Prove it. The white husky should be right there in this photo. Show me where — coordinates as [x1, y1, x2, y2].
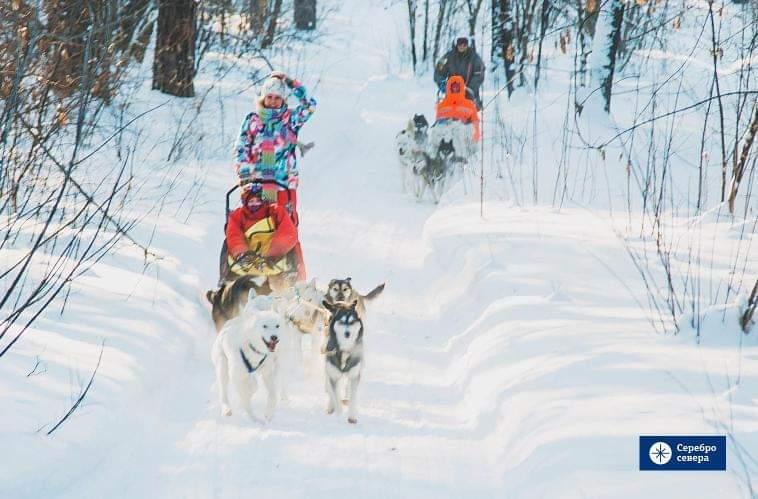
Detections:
[211, 296, 285, 421]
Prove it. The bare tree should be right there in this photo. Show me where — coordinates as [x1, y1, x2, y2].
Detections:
[728, 99, 758, 213]
[741, 279, 758, 334]
[152, 0, 196, 97]
[294, 0, 317, 30]
[432, 0, 451, 63]
[492, 0, 516, 97]
[262, 0, 284, 48]
[589, 0, 625, 112]
[249, 0, 268, 36]
[422, 0, 430, 62]
[0, 1, 158, 357]
[464, 0, 484, 37]
[407, 0, 419, 72]
[576, 0, 599, 89]
[533, 0, 551, 89]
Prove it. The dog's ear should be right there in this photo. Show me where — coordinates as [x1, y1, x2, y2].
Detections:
[206, 290, 216, 305]
[271, 295, 287, 314]
[345, 277, 352, 283]
[251, 295, 274, 311]
[309, 277, 317, 288]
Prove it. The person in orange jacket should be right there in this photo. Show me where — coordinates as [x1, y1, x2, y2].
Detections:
[435, 75, 481, 142]
[226, 182, 306, 282]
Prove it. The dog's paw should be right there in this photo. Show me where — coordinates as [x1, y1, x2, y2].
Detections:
[347, 417, 358, 424]
[221, 405, 232, 417]
[327, 406, 335, 415]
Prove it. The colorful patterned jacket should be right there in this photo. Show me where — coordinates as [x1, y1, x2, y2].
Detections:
[235, 80, 316, 190]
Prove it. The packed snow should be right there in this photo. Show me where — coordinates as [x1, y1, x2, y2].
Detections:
[2, 1, 757, 498]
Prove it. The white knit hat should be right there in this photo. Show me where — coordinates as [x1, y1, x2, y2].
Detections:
[260, 76, 287, 99]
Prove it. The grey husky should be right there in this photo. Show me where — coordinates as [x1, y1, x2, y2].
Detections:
[413, 138, 456, 203]
[395, 114, 430, 193]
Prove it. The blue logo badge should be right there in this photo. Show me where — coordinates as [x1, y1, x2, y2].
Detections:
[640, 436, 726, 470]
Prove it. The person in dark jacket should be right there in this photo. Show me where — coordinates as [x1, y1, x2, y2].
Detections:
[433, 36, 485, 109]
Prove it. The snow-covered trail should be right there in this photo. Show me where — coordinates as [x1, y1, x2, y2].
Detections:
[4, 2, 757, 498]
[144, 3, 754, 497]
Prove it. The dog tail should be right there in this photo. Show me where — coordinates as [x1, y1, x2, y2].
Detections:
[363, 283, 385, 301]
[206, 289, 217, 305]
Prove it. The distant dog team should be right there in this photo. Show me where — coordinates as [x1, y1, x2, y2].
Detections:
[395, 113, 475, 203]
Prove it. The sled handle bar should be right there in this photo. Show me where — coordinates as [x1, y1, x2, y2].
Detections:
[224, 179, 291, 231]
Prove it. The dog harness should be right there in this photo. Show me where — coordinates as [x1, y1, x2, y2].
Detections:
[286, 288, 329, 334]
[324, 310, 364, 372]
[239, 342, 268, 373]
[324, 350, 361, 373]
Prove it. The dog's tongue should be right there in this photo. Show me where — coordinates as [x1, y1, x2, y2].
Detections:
[265, 337, 278, 351]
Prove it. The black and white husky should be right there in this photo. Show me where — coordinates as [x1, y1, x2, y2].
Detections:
[322, 300, 364, 424]
[395, 114, 430, 192]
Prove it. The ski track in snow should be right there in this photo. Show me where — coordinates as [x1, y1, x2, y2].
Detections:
[3, 2, 758, 498]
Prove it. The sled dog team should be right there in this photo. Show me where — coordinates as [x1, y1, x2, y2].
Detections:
[395, 76, 482, 203]
[208, 276, 384, 424]
[208, 39, 483, 423]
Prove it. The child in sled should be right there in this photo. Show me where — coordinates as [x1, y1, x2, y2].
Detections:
[225, 181, 306, 287]
[435, 75, 481, 143]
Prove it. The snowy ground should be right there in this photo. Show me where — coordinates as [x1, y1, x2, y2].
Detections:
[2, 1, 757, 498]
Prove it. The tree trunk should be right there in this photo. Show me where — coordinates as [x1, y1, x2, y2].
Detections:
[250, 0, 267, 36]
[590, 0, 625, 112]
[576, 0, 599, 88]
[728, 98, 758, 213]
[422, 0, 429, 62]
[494, 0, 515, 97]
[407, 0, 418, 72]
[44, 0, 91, 96]
[533, 0, 551, 89]
[518, 0, 537, 87]
[432, 0, 448, 63]
[152, 0, 196, 97]
[294, 0, 316, 30]
[262, 0, 283, 48]
[741, 279, 758, 334]
[465, 0, 484, 37]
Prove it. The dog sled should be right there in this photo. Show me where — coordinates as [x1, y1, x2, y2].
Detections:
[431, 75, 480, 158]
[217, 179, 301, 290]
[395, 74, 481, 203]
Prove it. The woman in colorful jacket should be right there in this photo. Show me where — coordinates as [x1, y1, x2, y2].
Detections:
[235, 71, 317, 225]
[226, 182, 306, 283]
